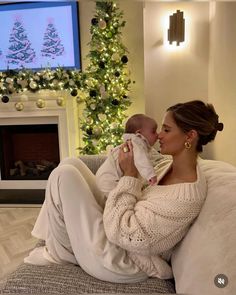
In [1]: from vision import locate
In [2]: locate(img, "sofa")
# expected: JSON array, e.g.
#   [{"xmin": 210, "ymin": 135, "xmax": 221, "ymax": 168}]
[{"xmin": 0, "ymin": 155, "xmax": 235, "ymax": 294}]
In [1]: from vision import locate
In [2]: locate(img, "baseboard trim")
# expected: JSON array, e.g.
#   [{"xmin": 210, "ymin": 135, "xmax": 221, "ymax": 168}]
[{"xmin": 0, "ymin": 189, "xmax": 45, "ymax": 205}]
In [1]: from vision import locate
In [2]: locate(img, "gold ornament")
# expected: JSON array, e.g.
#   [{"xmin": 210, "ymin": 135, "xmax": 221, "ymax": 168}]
[
  {"xmin": 6, "ymin": 77, "xmax": 14, "ymax": 84},
  {"xmin": 98, "ymin": 113, "xmax": 106, "ymax": 122},
  {"xmin": 90, "ymin": 103, "xmax": 96, "ymax": 110},
  {"xmin": 69, "ymin": 80, "xmax": 75, "ymax": 86},
  {"xmin": 111, "ymin": 53, "xmax": 120, "ymax": 62},
  {"xmin": 86, "ymin": 117, "xmax": 93, "ymax": 125},
  {"xmin": 98, "ymin": 19, "xmax": 107, "ymax": 29},
  {"xmin": 36, "ymin": 98, "xmax": 46, "ymax": 108},
  {"xmin": 97, "ymin": 44, "xmax": 105, "ymax": 52},
  {"xmin": 15, "ymin": 102, "xmax": 24, "ymax": 111},
  {"xmin": 111, "ymin": 122, "xmax": 119, "ymax": 129},
  {"xmin": 29, "ymin": 81, "xmax": 37, "ymax": 89},
  {"xmin": 93, "ymin": 126, "xmax": 102, "ymax": 136},
  {"xmin": 56, "ymin": 97, "xmax": 65, "ymax": 107}
]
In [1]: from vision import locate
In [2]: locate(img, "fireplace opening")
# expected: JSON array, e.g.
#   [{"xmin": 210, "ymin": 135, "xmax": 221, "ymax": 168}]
[{"xmin": 0, "ymin": 124, "xmax": 60, "ymax": 180}]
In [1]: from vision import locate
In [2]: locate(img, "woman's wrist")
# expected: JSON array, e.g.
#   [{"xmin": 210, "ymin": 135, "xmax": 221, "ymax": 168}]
[{"xmin": 123, "ymin": 171, "xmax": 138, "ymax": 178}]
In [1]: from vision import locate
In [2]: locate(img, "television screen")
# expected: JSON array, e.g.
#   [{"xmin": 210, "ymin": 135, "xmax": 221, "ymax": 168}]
[{"xmin": 0, "ymin": 1, "xmax": 81, "ymax": 71}]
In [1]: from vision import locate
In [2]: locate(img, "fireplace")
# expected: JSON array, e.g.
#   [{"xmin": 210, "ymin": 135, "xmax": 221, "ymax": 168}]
[
  {"xmin": 0, "ymin": 124, "xmax": 60, "ymax": 181},
  {"xmin": 0, "ymin": 91, "xmax": 80, "ymax": 205}
]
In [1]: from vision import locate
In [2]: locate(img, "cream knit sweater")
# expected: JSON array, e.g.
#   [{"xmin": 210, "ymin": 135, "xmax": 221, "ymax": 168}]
[{"xmin": 103, "ymin": 162, "xmax": 207, "ymax": 279}]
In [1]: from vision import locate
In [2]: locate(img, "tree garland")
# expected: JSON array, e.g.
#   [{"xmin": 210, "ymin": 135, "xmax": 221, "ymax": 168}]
[{"xmin": 0, "ymin": 68, "xmax": 84, "ymax": 107}]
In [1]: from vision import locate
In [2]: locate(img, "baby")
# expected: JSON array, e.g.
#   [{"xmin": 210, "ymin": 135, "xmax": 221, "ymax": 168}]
[{"xmin": 96, "ymin": 114, "xmax": 162, "ymax": 199}]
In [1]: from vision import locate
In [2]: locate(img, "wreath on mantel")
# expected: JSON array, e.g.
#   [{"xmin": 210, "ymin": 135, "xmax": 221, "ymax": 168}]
[{"xmin": 0, "ymin": 68, "xmax": 86, "ymax": 110}]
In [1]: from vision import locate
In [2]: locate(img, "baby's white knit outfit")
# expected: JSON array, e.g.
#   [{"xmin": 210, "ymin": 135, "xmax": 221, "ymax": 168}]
[{"xmin": 96, "ymin": 133, "xmax": 162, "ymax": 197}]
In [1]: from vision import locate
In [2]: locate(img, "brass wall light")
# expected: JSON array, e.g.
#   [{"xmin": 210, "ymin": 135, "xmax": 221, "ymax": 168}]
[{"xmin": 168, "ymin": 10, "xmax": 185, "ymax": 46}]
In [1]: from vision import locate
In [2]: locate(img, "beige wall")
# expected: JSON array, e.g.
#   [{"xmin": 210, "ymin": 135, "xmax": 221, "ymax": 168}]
[
  {"xmin": 79, "ymin": 1, "xmax": 236, "ymax": 165},
  {"xmin": 143, "ymin": 2, "xmax": 209, "ymax": 131},
  {"xmin": 208, "ymin": 2, "xmax": 236, "ymax": 165}
]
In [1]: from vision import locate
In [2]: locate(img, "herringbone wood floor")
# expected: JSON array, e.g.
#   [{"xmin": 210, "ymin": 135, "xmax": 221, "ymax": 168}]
[{"xmin": 0, "ymin": 207, "xmax": 40, "ymax": 279}]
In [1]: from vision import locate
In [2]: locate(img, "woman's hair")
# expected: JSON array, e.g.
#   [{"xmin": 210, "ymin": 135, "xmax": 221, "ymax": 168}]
[{"xmin": 167, "ymin": 100, "xmax": 224, "ymax": 152}]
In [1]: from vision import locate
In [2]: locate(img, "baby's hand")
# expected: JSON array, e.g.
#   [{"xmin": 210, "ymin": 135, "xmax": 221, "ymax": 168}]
[{"xmin": 149, "ymin": 176, "xmax": 157, "ymax": 185}]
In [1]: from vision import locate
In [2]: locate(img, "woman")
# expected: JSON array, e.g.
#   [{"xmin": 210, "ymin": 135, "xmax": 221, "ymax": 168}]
[{"xmin": 25, "ymin": 100, "xmax": 223, "ymax": 283}]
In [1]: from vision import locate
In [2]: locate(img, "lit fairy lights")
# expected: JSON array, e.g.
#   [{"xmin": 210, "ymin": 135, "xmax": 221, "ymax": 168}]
[
  {"xmin": 79, "ymin": 1, "xmax": 132, "ymax": 155},
  {"xmin": 0, "ymin": 68, "xmax": 85, "ymax": 110}
]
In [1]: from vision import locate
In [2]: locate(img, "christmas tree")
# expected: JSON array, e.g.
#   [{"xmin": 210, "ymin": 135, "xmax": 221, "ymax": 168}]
[
  {"xmin": 6, "ymin": 17, "xmax": 36, "ymax": 66},
  {"xmin": 41, "ymin": 19, "xmax": 64, "ymax": 59},
  {"xmin": 79, "ymin": 1, "xmax": 132, "ymax": 155}
]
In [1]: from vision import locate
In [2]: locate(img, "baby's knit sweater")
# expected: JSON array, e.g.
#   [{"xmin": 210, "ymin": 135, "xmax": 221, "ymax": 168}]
[{"xmin": 103, "ymin": 162, "xmax": 207, "ymax": 279}]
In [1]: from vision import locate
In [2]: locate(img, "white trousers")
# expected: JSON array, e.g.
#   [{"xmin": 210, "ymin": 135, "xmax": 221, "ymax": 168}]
[{"xmin": 29, "ymin": 157, "xmax": 147, "ymax": 283}]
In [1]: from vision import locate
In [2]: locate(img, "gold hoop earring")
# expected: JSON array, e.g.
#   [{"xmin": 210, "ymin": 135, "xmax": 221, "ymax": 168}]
[{"xmin": 185, "ymin": 141, "xmax": 192, "ymax": 149}]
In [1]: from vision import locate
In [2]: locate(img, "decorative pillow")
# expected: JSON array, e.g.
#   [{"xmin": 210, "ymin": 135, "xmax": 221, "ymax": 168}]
[{"xmin": 171, "ymin": 159, "xmax": 236, "ymax": 294}]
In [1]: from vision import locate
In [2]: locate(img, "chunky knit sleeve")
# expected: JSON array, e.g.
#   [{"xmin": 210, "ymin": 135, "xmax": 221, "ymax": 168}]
[{"xmin": 103, "ymin": 166, "xmax": 207, "ymax": 256}]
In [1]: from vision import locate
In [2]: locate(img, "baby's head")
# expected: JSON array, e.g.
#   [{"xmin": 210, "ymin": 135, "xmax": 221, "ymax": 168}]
[{"xmin": 125, "ymin": 114, "xmax": 158, "ymax": 146}]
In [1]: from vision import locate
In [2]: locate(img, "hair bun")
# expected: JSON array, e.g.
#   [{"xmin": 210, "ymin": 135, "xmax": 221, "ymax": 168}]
[{"xmin": 217, "ymin": 122, "xmax": 224, "ymax": 131}]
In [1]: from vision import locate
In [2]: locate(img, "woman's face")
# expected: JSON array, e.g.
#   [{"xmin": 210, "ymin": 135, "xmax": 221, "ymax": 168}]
[{"xmin": 158, "ymin": 111, "xmax": 188, "ymax": 156}]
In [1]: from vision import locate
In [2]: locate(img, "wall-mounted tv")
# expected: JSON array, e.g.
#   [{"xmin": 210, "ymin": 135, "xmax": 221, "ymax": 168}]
[{"xmin": 0, "ymin": 1, "xmax": 81, "ymax": 71}]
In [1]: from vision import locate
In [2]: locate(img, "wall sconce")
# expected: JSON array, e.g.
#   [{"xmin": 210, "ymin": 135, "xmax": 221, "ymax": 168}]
[{"xmin": 168, "ymin": 10, "xmax": 185, "ymax": 46}]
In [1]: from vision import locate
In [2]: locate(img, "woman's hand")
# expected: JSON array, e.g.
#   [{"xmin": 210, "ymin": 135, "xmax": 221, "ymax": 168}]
[{"xmin": 118, "ymin": 140, "xmax": 139, "ymax": 178}]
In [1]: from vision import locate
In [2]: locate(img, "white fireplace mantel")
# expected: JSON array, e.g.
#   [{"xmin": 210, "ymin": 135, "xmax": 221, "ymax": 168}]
[{"xmin": 0, "ymin": 90, "xmax": 80, "ymax": 190}]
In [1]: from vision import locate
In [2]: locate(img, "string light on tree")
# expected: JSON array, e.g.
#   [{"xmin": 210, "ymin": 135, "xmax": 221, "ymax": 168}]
[{"xmin": 79, "ymin": 1, "xmax": 132, "ymax": 154}]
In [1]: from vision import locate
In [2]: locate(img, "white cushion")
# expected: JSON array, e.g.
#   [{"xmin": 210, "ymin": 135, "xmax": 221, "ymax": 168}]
[{"xmin": 172, "ymin": 159, "xmax": 236, "ymax": 294}]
